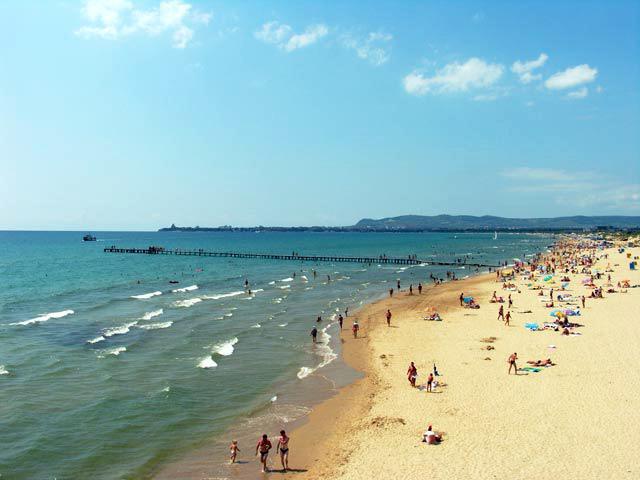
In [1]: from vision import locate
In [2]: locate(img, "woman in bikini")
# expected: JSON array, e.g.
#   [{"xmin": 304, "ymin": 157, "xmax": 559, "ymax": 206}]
[{"xmin": 276, "ymin": 430, "xmax": 290, "ymax": 471}]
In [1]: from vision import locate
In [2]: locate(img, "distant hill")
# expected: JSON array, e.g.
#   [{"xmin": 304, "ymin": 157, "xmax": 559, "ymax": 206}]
[
  {"xmin": 354, "ymin": 215, "xmax": 640, "ymax": 231},
  {"xmin": 159, "ymin": 215, "xmax": 640, "ymax": 233}
]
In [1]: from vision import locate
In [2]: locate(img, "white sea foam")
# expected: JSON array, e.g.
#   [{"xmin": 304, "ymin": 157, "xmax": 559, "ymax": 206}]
[
  {"xmin": 213, "ymin": 338, "xmax": 238, "ymax": 356},
  {"xmin": 173, "ymin": 298, "xmax": 202, "ymax": 308},
  {"xmin": 224, "ymin": 313, "xmax": 233, "ymax": 318},
  {"xmin": 296, "ymin": 327, "xmax": 337, "ymax": 379},
  {"xmin": 131, "ymin": 291, "xmax": 162, "ymax": 300},
  {"xmin": 104, "ymin": 321, "xmax": 137, "ymax": 337},
  {"xmin": 87, "ymin": 335, "xmax": 106, "ymax": 344},
  {"xmin": 106, "ymin": 346, "xmax": 126, "ymax": 356},
  {"xmin": 11, "ymin": 309, "xmax": 74, "ymax": 326},
  {"xmin": 251, "ymin": 323, "xmax": 261, "ymax": 328},
  {"xmin": 171, "ymin": 285, "xmax": 198, "ymax": 293},
  {"xmin": 0, "ymin": 365, "xmax": 9, "ymax": 375},
  {"xmin": 198, "ymin": 356, "xmax": 218, "ymax": 368},
  {"xmin": 202, "ymin": 290, "xmax": 245, "ymax": 300},
  {"xmin": 271, "ymin": 395, "xmax": 278, "ymax": 402},
  {"xmin": 279, "ymin": 285, "xmax": 290, "ymax": 290},
  {"xmin": 138, "ymin": 321, "xmax": 173, "ymax": 330},
  {"xmin": 140, "ymin": 309, "xmax": 163, "ymax": 320},
  {"xmin": 279, "ymin": 323, "xmax": 288, "ymax": 327},
  {"xmin": 280, "ymin": 277, "xmax": 294, "ymax": 282},
  {"xmin": 300, "ymin": 275, "xmax": 308, "ymax": 282},
  {"xmin": 269, "ymin": 281, "xmax": 276, "ymax": 285}
]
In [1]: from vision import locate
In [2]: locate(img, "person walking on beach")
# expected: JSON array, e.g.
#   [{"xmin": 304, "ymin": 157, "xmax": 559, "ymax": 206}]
[
  {"xmin": 352, "ymin": 321, "xmax": 359, "ymax": 338},
  {"xmin": 498, "ymin": 305, "xmax": 504, "ymax": 321},
  {"xmin": 255, "ymin": 434, "xmax": 272, "ymax": 473},
  {"xmin": 407, "ymin": 362, "xmax": 418, "ymax": 387},
  {"xmin": 276, "ymin": 430, "xmax": 290, "ymax": 472},
  {"xmin": 418, "ymin": 283, "xmax": 423, "ymax": 294},
  {"xmin": 508, "ymin": 352, "xmax": 518, "ymax": 375},
  {"xmin": 409, "ymin": 284, "xmax": 413, "ymax": 295},
  {"xmin": 505, "ymin": 311, "xmax": 511, "ymax": 326},
  {"xmin": 426, "ymin": 372, "xmax": 434, "ymax": 392},
  {"xmin": 310, "ymin": 326, "xmax": 318, "ymax": 343},
  {"xmin": 459, "ymin": 292, "xmax": 464, "ymax": 306},
  {"xmin": 508, "ymin": 294, "xmax": 513, "ymax": 308},
  {"xmin": 397, "ymin": 280, "xmax": 401, "ymax": 291},
  {"xmin": 338, "ymin": 314, "xmax": 344, "ymax": 330},
  {"xmin": 345, "ymin": 307, "xmax": 349, "ymax": 317},
  {"xmin": 386, "ymin": 309, "xmax": 392, "ymax": 327},
  {"xmin": 389, "ymin": 288, "xmax": 394, "ymax": 298},
  {"xmin": 229, "ymin": 440, "xmax": 240, "ymax": 464},
  {"xmin": 581, "ymin": 295, "xmax": 586, "ymax": 308}
]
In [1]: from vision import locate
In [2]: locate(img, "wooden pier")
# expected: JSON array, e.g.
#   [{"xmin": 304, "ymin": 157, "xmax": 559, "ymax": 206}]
[{"xmin": 103, "ymin": 246, "xmax": 501, "ymax": 268}]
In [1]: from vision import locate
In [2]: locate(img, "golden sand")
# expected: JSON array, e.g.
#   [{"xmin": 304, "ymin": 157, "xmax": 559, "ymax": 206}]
[{"xmin": 288, "ymin": 245, "xmax": 640, "ymax": 480}]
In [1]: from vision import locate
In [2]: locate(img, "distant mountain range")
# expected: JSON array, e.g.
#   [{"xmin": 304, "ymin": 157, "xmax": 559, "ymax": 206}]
[{"xmin": 159, "ymin": 215, "xmax": 640, "ymax": 232}]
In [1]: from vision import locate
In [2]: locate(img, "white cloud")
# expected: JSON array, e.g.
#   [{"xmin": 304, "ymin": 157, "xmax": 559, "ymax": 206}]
[
  {"xmin": 75, "ymin": 0, "xmax": 211, "ymax": 48},
  {"xmin": 403, "ymin": 58, "xmax": 504, "ymax": 96},
  {"xmin": 500, "ymin": 167, "xmax": 640, "ymax": 211},
  {"xmin": 254, "ymin": 21, "xmax": 328, "ymax": 52},
  {"xmin": 342, "ymin": 31, "xmax": 392, "ymax": 66},
  {"xmin": 567, "ymin": 87, "xmax": 588, "ymax": 99},
  {"xmin": 545, "ymin": 64, "xmax": 598, "ymax": 90},
  {"xmin": 511, "ymin": 53, "xmax": 548, "ymax": 84}
]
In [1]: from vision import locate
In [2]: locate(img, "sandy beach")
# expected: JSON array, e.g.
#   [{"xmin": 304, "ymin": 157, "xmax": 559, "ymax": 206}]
[{"xmin": 285, "ymin": 239, "xmax": 640, "ymax": 479}]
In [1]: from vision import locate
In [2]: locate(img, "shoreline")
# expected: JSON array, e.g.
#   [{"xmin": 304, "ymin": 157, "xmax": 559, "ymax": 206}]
[
  {"xmin": 289, "ymin": 273, "xmax": 492, "ymax": 478},
  {"xmin": 287, "ymin": 240, "xmax": 640, "ymax": 479}
]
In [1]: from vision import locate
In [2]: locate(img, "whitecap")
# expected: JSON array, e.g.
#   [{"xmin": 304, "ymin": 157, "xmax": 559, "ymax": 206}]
[
  {"xmin": 171, "ymin": 285, "xmax": 198, "ymax": 293},
  {"xmin": 251, "ymin": 324, "xmax": 261, "ymax": 328},
  {"xmin": 138, "ymin": 321, "xmax": 173, "ymax": 330},
  {"xmin": 202, "ymin": 290, "xmax": 245, "ymax": 300},
  {"xmin": 131, "ymin": 291, "xmax": 162, "ymax": 300},
  {"xmin": 0, "ymin": 365, "xmax": 9, "ymax": 375},
  {"xmin": 269, "ymin": 281, "xmax": 276, "ymax": 285},
  {"xmin": 278, "ymin": 323, "xmax": 288, "ymax": 327},
  {"xmin": 87, "ymin": 335, "xmax": 106, "ymax": 344},
  {"xmin": 212, "ymin": 337, "xmax": 238, "ymax": 356},
  {"xmin": 297, "ymin": 367, "xmax": 314, "ymax": 379},
  {"xmin": 224, "ymin": 313, "xmax": 233, "ymax": 318},
  {"xmin": 11, "ymin": 309, "xmax": 74, "ymax": 326},
  {"xmin": 198, "ymin": 356, "xmax": 218, "ymax": 368},
  {"xmin": 300, "ymin": 276, "xmax": 308, "ymax": 282},
  {"xmin": 140, "ymin": 309, "xmax": 163, "ymax": 320},
  {"xmin": 104, "ymin": 321, "xmax": 137, "ymax": 337},
  {"xmin": 173, "ymin": 298, "xmax": 202, "ymax": 308},
  {"xmin": 279, "ymin": 285, "xmax": 290, "ymax": 290},
  {"xmin": 271, "ymin": 395, "xmax": 278, "ymax": 402},
  {"xmin": 280, "ymin": 277, "xmax": 294, "ymax": 282},
  {"xmin": 105, "ymin": 346, "xmax": 126, "ymax": 356}
]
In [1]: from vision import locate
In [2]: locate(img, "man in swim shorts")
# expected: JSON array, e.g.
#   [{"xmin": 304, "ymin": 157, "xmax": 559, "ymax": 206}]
[
  {"xmin": 508, "ymin": 352, "xmax": 518, "ymax": 375},
  {"xmin": 255, "ymin": 434, "xmax": 272, "ymax": 473},
  {"xmin": 338, "ymin": 314, "xmax": 344, "ymax": 329},
  {"xmin": 276, "ymin": 430, "xmax": 290, "ymax": 471},
  {"xmin": 386, "ymin": 309, "xmax": 392, "ymax": 327},
  {"xmin": 310, "ymin": 326, "xmax": 318, "ymax": 343},
  {"xmin": 426, "ymin": 372, "xmax": 434, "ymax": 392}
]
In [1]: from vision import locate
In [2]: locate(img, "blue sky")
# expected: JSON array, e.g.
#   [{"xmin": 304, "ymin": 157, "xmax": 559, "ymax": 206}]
[{"xmin": 1, "ymin": 0, "xmax": 639, "ymax": 230}]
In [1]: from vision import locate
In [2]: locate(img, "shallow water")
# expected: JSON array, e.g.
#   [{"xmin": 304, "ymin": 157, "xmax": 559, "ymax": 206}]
[{"xmin": 0, "ymin": 231, "xmax": 550, "ymax": 478}]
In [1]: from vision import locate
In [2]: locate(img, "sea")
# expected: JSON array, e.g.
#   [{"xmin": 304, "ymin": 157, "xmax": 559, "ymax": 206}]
[{"xmin": 0, "ymin": 231, "xmax": 551, "ymax": 479}]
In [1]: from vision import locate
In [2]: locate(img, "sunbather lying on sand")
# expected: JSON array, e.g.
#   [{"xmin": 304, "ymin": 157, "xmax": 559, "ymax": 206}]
[{"xmin": 527, "ymin": 359, "xmax": 555, "ymax": 366}]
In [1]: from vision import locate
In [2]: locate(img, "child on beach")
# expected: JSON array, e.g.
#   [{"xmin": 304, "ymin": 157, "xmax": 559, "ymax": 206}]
[{"xmin": 229, "ymin": 440, "xmax": 240, "ymax": 463}]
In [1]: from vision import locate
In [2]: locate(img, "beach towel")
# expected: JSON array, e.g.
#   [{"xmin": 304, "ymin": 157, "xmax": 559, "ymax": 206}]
[{"xmin": 520, "ymin": 367, "xmax": 542, "ymax": 372}]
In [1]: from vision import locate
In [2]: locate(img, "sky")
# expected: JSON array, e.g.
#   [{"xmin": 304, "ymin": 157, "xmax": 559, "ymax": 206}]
[{"xmin": 0, "ymin": 0, "xmax": 639, "ymax": 230}]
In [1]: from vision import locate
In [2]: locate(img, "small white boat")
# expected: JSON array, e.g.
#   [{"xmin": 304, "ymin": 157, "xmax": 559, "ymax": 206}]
[{"xmin": 493, "ymin": 231, "xmax": 498, "ymax": 240}]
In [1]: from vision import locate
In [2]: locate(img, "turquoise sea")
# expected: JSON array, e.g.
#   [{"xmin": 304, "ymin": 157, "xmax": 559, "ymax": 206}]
[{"xmin": 0, "ymin": 231, "xmax": 551, "ymax": 479}]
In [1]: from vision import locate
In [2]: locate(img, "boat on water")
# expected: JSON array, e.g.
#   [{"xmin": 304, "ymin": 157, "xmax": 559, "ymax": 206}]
[
  {"xmin": 493, "ymin": 231, "xmax": 498, "ymax": 240},
  {"xmin": 83, "ymin": 234, "xmax": 97, "ymax": 242}
]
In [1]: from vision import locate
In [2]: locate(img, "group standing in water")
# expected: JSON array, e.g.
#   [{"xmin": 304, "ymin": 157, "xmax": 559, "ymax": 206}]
[{"xmin": 236, "ymin": 430, "xmax": 290, "ymax": 473}]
